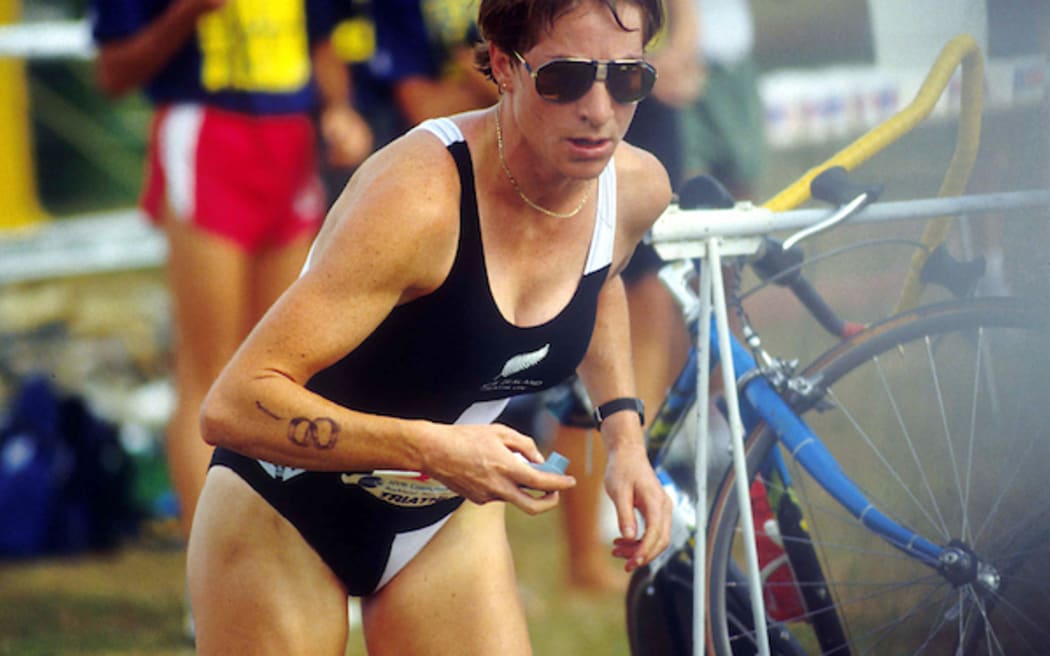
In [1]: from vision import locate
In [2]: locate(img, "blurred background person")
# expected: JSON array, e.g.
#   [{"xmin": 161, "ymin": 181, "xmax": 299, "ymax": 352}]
[
  {"xmin": 681, "ymin": 0, "xmax": 765, "ymax": 200},
  {"xmin": 369, "ymin": 0, "xmax": 499, "ymax": 130},
  {"xmin": 625, "ymin": 0, "xmax": 703, "ymax": 189},
  {"xmin": 322, "ymin": 0, "xmax": 500, "ymax": 200},
  {"xmin": 90, "ymin": 0, "xmax": 372, "ymax": 636}
]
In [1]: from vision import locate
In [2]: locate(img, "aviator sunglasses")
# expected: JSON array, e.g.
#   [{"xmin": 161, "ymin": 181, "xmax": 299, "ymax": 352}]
[{"xmin": 513, "ymin": 51, "xmax": 657, "ymax": 104}]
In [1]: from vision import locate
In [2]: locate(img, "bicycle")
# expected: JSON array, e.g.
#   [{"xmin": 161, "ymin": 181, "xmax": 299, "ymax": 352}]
[{"xmin": 625, "ymin": 35, "xmax": 1050, "ymax": 656}]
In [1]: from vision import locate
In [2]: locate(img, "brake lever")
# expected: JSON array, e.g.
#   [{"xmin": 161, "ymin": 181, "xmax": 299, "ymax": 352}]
[{"xmin": 781, "ymin": 166, "xmax": 884, "ymax": 251}]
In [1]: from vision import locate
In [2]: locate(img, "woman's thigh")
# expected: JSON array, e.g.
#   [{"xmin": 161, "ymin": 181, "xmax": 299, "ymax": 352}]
[
  {"xmin": 187, "ymin": 467, "xmax": 350, "ymax": 656},
  {"xmin": 361, "ymin": 502, "xmax": 533, "ymax": 656}
]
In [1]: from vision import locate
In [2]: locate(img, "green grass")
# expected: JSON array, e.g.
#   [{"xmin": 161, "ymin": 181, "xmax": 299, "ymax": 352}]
[
  {"xmin": 0, "ymin": 510, "xmax": 632, "ymax": 656},
  {"xmin": 0, "ymin": 536, "xmax": 192, "ymax": 656}
]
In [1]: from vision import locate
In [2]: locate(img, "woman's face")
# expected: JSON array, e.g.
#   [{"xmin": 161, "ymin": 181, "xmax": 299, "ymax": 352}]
[{"xmin": 504, "ymin": 1, "xmax": 647, "ymax": 181}]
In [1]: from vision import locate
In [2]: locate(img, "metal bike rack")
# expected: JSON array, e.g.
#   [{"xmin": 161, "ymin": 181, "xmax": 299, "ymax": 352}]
[{"xmin": 650, "ymin": 188, "xmax": 1050, "ymax": 656}]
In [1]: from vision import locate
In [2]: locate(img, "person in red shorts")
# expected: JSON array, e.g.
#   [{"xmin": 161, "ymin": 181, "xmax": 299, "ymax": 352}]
[{"xmin": 90, "ymin": 0, "xmax": 372, "ymax": 568}]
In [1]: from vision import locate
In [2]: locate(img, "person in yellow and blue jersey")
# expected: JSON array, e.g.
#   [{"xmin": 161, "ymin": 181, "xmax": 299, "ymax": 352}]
[{"xmin": 89, "ymin": 1, "xmax": 373, "ymax": 637}]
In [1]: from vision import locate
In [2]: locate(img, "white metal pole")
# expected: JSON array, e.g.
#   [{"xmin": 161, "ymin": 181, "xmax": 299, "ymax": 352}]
[
  {"xmin": 707, "ymin": 237, "xmax": 771, "ymax": 656},
  {"xmin": 693, "ymin": 255, "xmax": 713, "ymax": 656}
]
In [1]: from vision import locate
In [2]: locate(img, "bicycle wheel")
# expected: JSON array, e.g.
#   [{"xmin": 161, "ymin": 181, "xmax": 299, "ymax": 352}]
[{"xmin": 707, "ymin": 297, "xmax": 1050, "ymax": 655}]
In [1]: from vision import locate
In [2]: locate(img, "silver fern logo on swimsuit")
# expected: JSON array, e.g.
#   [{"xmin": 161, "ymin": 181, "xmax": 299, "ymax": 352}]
[
  {"xmin": 499, "ymin": 343, "xmax": 550, "ymax": 377},
  {"xmin": 482, "ymin": 343, "xmax": 551, "ymax": 393}
]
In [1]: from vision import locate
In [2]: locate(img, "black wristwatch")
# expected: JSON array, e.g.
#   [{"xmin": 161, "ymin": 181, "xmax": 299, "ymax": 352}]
[{"xmin": 592, "ymin": 397, "xmax": 645, "ymax": 430}]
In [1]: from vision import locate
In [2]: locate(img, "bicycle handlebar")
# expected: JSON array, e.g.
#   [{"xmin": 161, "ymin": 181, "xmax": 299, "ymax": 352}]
[
  {"xmin": 653, "ymin": 190, "xmax": 1050, "ymax": 245},
  {"xmin": 762, "ymin": 34, "xmax": 983, "ymax": 215},
  {"xmin": 659, "ymin": 34, "xmax": 992, "ymax": 339},
  {"xmin": 781, "ymin": 167, "xmax": 883, "ymax": 250},
  {"xmin": 809, "ymin": 166, "xmax": 881, "ymax": 206},
  {"xmin": 750, "ymin": 238, "xmax": 863, "ymax": 338},
  {"xmin": 664, "ymin": 167, "xmax": 886, "ymax": 339},
  {"xmin": 757, "ymin": 34, "xmax": 986, "ymax": 313},
  {"xmin": 652, "ymin": 186, "xmax": 1050, "ymax": 338}
]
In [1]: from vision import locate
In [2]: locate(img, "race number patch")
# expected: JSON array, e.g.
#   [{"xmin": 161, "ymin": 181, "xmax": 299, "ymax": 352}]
[{"xmin": 341, "ymin": 471, "xmax": 459, "ymax": 507}]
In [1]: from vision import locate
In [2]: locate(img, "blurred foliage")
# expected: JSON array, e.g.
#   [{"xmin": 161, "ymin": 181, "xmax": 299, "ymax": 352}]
[{"xmin": 29, "ymin": 60, "xmax": 150, "ymax": 215}]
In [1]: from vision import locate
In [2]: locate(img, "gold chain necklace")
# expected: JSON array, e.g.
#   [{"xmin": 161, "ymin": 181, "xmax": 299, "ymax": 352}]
[{"xmin": 495, "ymin": 108, "xmax": 592, "ymax": 219}]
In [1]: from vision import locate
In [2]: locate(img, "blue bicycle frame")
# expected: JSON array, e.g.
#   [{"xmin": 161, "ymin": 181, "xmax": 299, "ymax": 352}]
[
  {"xmin": 712, "ymin": 320, "xmax": 943, "ymax": 565},
  {"xmin": 652, "ymin": 320, "xmax": 945, "ymax": 565},
  {"xmin": 646, "ymin": 253, "xmax": 950, "ymax": 656}
]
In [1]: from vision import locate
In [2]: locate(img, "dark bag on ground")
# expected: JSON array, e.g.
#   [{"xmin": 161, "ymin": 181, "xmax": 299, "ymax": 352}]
[{"xmin": 0, "ymin": 375, "xmax": 138, "ymax": 557}]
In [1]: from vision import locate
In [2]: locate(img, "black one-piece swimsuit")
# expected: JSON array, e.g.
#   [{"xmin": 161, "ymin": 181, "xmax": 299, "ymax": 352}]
[{"xmin": 211, "ymin": 117, "xmax": 619, "ymax": 596}]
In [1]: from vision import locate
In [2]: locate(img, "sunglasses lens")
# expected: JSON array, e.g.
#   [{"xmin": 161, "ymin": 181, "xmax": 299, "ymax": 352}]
[
  {"xmin": 535, "ymin": 60, "xmax": 597, "ymax": 103},
  {"xmin": 529, "ymin": 58, "xmax": 656, "ymax": 104},
  {"xmin": 607, "ymin": 62, "xmax": 656, "ymax": 104}
]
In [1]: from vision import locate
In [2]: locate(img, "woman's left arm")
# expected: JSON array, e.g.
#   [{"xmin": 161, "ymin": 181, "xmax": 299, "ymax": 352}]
[{"xmin": 576, "ymin": 144, "xmax": 673, "ymax": 572}]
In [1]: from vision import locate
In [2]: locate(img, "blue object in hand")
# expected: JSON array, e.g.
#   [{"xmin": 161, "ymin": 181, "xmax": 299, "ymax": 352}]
[{"xmin": 530, "ymin": 451, "xmax": 569, "ymax": 475}]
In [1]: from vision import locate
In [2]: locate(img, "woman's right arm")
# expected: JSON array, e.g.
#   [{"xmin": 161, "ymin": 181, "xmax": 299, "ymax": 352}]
[
  {"xmin": 201, "ymin": 133, "xmax": 458, "ymax": 472},
  {"xmin": 95, "ymin": 0, "xmax": 225, "ymax": 97},
  {"xmin": 199, "ymin": 130, "xmax": 573, "ymax": 510}
]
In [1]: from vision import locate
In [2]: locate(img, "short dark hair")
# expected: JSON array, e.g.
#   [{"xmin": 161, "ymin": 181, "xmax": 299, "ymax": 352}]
[{"xmin": 474, "ymin": 0, "xmax": 666, "ymax": 82}]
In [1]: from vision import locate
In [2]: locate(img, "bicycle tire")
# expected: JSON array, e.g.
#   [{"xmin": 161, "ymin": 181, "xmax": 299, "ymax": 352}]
[{"xmin": 706, "ymin": 297, "xmax": 1050, "ymax": 655}]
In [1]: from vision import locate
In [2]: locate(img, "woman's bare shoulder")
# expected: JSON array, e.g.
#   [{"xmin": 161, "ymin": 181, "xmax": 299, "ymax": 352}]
[
  {"xmin": 614, "ymin": 141, "xmax": 673, "ymax": 230},
  {"xmin": 345, "ymin": 127, "xmax": 462, "ymax": 219},
  {"xmin": 307, "ymin": 127, "xmax": 466, "ymax": 297}
]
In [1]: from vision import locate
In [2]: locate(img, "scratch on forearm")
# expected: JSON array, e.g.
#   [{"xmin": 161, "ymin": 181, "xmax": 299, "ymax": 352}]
[{"xmin": 255, "ymin": 401, "xmax": 283, "ymax": 421}]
